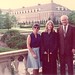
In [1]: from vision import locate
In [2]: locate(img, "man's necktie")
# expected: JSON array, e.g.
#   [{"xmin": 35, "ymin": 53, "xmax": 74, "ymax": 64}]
[{"xmin": 64, "ymin": 26, "xmax": 66, "ymax": 37}]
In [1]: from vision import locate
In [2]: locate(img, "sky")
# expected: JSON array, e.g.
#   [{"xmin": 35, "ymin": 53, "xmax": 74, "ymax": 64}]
[{"xmin": 0, "ymin": 0, "xmax": 75, "ymax": 10}]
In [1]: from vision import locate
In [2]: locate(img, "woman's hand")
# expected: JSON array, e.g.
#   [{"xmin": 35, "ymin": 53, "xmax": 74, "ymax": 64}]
[{"xmin": 32, "ymin": 53, "xmax": 38, "ymax": 59}]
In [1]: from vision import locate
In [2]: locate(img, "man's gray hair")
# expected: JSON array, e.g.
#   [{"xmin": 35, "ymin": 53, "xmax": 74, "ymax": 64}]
[{"xmin": 60, "ymin": 15, "xmax": 69, "ymax": 20}]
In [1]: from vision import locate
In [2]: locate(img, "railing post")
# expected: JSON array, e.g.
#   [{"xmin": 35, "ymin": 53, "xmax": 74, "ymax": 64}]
[
  {"xmin": 13, "ymin": 56, "xmax": 19, "ymax": 73},
  {"xmin": 0, "ymin": 49, "xmax": 28, "ymax": 75},
  {"xmin": 23, "ymin": 54, "xmax": 30, "ymax": 75},
  {"xmin": 0, "ymin": 58, "xmax": 12, "ymax": 75}
]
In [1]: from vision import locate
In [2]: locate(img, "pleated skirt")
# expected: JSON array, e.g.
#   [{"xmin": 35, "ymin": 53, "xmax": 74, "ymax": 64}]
[{"xmin": 27, "ymin": 47, "xmax": 41, "ymax": 69}]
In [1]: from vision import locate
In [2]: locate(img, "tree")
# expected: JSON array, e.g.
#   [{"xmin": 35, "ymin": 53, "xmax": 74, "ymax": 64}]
[
  {"xmin": 0, "ymin": 10, "xmax": 17, "ymax": 29},
  {"xmin": 4, "ymin": 13, "xmax": 11, "ymax": 30},
  {"xmin": 4, "ymin": 13, "xmax": 17, "ymax": 30},
  {"xmin": 0, "ymin": 10, "xmax": 5, "ymax": 29},
  {"xmin": 68, "ymin": 11, "xmax": 75, "ymax": 25},
  {"xmin": 10, "ymin": 15, "xmax": 17, "ymax": 27}
]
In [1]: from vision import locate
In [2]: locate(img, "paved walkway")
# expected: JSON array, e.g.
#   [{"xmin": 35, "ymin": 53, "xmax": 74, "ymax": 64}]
[
  {"xmin": 14, "ymin": 61, "xmax": 75, "ymax": 75},
  {"xmin": 14, "ymin": 61, "xmax": 42, "ymax": 75}
]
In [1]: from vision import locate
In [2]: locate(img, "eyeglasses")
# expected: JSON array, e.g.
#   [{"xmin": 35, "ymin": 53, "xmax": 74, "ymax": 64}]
[{"xmin": 34, "ymin": 27, "xmax": 40, "ymax": 29}]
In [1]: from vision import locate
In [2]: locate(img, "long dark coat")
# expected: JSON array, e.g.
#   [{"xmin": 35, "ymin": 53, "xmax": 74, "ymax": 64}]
[{"xmin": 40, "ymin": 31, "xmax": 58, "ymax": 75}]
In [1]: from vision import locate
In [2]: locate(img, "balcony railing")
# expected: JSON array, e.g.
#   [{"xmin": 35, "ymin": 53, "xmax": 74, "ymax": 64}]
[
  {"xmin": 0, "ymin": 48, "xmax": 75, "ymax": 75},
  {"xmin": 0, "ymin": 49, "xmax": 29, "ymax": 75}
]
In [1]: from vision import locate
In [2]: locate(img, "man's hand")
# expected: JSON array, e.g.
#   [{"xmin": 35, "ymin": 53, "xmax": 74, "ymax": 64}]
[{"xmin": 72, "ymin": 49, "xmax": 75, "ymax": 54}]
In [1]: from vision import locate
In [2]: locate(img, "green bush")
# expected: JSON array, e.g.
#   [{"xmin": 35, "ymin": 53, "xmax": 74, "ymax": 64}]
[
  {"xmin": 6, "ymin": 34, "xmax": 27, "ymax": 49},
  {"xmin": 1, "ymin": 30, "xmax": 20, "ymax": 43},
  {"xmin": 1, "ymin": 30, "xmax": 27, "ymax": 49}
]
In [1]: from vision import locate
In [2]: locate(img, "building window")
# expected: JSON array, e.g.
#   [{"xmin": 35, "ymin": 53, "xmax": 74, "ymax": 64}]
[
  {"xmin": 29, "ymin": 10, "xmax": 31, "ymax": 13},
  {"xmin": 34, "ymin": 9, "xmax": 35, "ymax": 12},
  {"xmin": 20, "ymin": 11, "xmax": 21, "ymax": 14},
  {"xmin": 26, "ymin": 10, "xmax": 28, "ymax": 13},
  {"xmin": 16, "ymin": 12, "xmax": 18, "ymax": 14},
  {"xmin": 59, "ymin": 7, "xmax": 62, "ymax": 11},
  {"xmin": 15, "ymin": 11, "xmax": 17, "ymax": 14},
  {"xmin": 56, "ymin": 7, "xmax": 58, "ymax": 10},
  {"xmin": 65, "ymin": 8, "xmax": 68, "ymax": 10},
  {"xmin": 39, "ymin": 8, "xmax": 40, "ymax": 11},
  {"xmin": 56, "ymin": 7, "xmax": 60, "ymax": 10},
  {"xmin": 24, "ymin": 11, "xmax": 26, "ymax": 13},
  {"xmin": 31, "ymin": 10, "xmax": 32, "ymax": 13},
  {"xmin": 61, "ymin": 7, "xmax": 64, "ymax": 10},
  {"xmin": 17, "ymin": 11, "xmax": 19, "ymax": 14},
  {"xmin": 22, "ymin": 11, "xmax": 24, "ymax": 14},
  {"xmin": 35, "ymin": 9, "xmax": 38, "ymax": 12},
  {"xmin": 28, "ymin": 10, "xmax": 29, "ymax": 13}
]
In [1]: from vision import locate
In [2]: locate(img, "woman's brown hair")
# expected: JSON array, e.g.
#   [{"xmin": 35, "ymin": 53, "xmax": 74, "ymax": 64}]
[{"xmin": 45, "ymin": 20, "xmax": 54, "ymax": 32}]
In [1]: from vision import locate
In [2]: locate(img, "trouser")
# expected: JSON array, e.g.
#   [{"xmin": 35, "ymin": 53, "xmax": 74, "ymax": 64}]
[{"xmin": 60, "ymin": 54, "xmax": 73, "ymax": 75}]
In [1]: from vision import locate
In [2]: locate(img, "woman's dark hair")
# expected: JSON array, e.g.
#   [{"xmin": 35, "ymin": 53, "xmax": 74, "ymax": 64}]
[{"xmin": 32, "ymin": 23, "xmax": 40, "ymax": 29}]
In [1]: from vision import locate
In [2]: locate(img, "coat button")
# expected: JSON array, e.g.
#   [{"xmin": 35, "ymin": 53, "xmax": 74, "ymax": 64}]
[{"xmin": 50, "ymin": 52, "xmax": 52, "ymax": 54}]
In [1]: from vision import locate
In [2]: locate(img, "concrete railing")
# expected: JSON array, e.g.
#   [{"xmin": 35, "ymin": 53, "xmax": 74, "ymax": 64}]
[
  {"xmin": 0, "ymin": 49, "xmax": 29, "ymax": 75},
  {"xmin": 0, "ymin": 48, "xmax": 75, "ymax": 75}
]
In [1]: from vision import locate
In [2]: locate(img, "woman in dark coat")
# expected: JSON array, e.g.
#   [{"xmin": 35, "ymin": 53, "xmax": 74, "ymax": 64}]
[{"xmin": 40, "ymin": 20, "xmax": 58, "ymax": 75}]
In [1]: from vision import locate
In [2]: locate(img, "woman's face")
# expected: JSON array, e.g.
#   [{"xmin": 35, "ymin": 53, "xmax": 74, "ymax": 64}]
[
  {"xmin": 33, "ymin": 26, "xmax": 40, "ymax": 33},
  {"xmin": 47, "ymin": 22, "xmax": 53, "ymax": 30}
]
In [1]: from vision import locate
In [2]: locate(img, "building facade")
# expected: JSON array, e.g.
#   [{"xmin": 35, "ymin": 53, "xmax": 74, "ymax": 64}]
[{"xmin": 1, "ymin": 0, "xmax": 72, "ymax": 24}]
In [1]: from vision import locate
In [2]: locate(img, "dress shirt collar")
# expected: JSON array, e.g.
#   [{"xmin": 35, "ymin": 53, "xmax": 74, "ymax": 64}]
[{"xmin": 63, "ymin": 24, "xmax": 69, "ymax": 32}]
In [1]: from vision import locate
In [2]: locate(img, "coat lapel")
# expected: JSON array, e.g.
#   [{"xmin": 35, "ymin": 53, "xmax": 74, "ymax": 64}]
[
  {"xmin": 59, "ymin": 25, "xmax": 64, "ymax": 38},
  {"xmin": 59, "ymin": 25, "xmax": 71, "ymax": 38},
  {"xmin": 65, "ymin": 25, "xmax": 71, "ymax": 37}
]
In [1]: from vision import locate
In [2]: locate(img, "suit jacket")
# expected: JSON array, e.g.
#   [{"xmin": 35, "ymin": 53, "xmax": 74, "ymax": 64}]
[{"xmin": 57, "ymin": 24, "xmax": 75, "ymax": 55}]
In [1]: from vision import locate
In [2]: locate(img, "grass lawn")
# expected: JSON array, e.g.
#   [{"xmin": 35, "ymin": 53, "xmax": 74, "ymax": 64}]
[
  {"xmin": 0, "ymin": 26, "xmax": 58, "ymax": 34},
  {"xmin": 0, "ymin": 29, "xmax": 9, "ymax": 34},
  {"xmin": 0, "ymin": 27, "xmax": 45, "ymax": 34},
  {"xmin": 0, "ymin": 47, "xmax": 15, "ymax": 52}
]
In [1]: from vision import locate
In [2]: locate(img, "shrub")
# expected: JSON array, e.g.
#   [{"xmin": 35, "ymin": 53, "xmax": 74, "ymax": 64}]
[
  {"xmin": 6, "ymin": 34, "xmax": 27, "ymax": 49},
  {"xmin": 1, "ymin": 30, "xmax": 20, "ymax": 43}
]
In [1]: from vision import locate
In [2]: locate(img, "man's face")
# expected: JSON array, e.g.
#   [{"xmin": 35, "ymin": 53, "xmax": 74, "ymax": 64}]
[{"xmin": 61, "ymin": 17, "xmax": 68, "ymax": 26}]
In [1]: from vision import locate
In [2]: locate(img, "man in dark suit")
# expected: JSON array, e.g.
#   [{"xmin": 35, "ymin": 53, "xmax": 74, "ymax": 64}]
[{"xmin": 57, "ymin": 15, "xmax": 75, "ymax": 75}]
